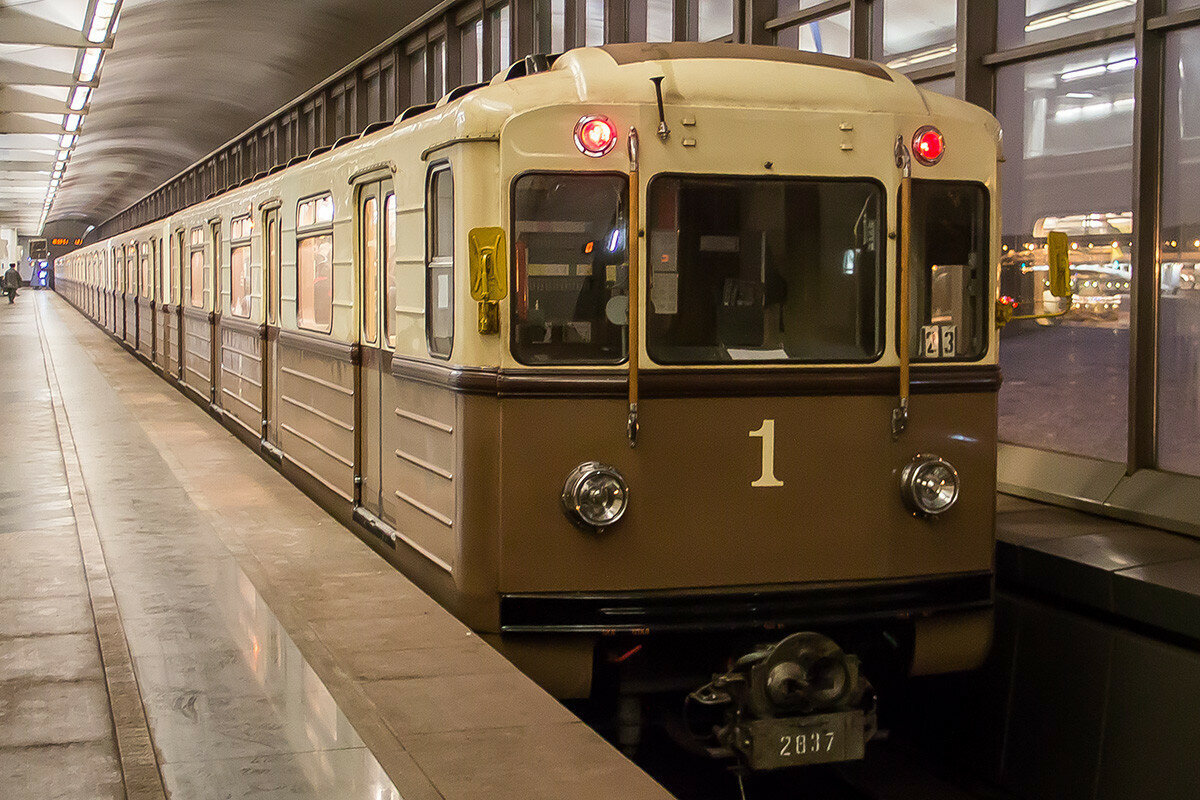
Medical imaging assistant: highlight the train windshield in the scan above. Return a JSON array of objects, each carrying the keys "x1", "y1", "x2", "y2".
[
  {"x1": 512, "y1": 173, "x2": 629, "y2": 364},
  {"x1": 646, "y1": 176, "x2": 884, "y2": 364}
]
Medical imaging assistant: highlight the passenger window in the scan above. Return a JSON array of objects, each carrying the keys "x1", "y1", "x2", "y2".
[
  {"x1": 230, "y1": 215, "x2": 253, "y2": 318},
  {"x1": 426, "y1": 166, "x2": 454, "y2": 358},
  {"x1": 297, "y1": 194, "x2": 334, "y2": 332},
  {"x1": 904, "y1": 181, "x2": 989, "y2": 361},
  {"x1": 189, "y1": 227, "x2": 205, "y2": 308},
  {"x1": 511, "y1": 173, "x2": 628, "y2": 365}
]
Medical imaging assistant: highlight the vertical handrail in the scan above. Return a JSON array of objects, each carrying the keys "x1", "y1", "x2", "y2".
[
  {"x1": 627, "y1": 127, "x2": 641, "y2": 448},
  {"x1": 893, "y1": 136, "x2": 912, "y2": 439}
]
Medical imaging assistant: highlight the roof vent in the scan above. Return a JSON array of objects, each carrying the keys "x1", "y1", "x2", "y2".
[
  {"x1": 399, "y1": 102, "x2": 436, "y2": 121},
  {"x1": 361, "y1": 120, "x2": 392, "y2": 137},
  {"x1": 505, "y1": 53, "x2": 561, "y2": 81},
  {"x1": 446, "y1": 82, "x2": 487, "y2": 102}
]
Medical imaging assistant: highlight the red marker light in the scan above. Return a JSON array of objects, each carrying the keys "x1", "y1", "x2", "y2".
[
  {"x1": 912, "y1": 125, "x2": 945, "y2": 166},
  {"x1": 575, "y1": 115, "x2": 617, "y2": 157}
]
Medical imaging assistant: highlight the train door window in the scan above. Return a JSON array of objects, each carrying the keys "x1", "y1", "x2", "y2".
[
  {"x1": 385, "y1": 192, "x2": 396, "y2": 345},
  {"x1": 511, "y1": 173, "x2": 628, "y2": 365},
  {"x1": 211, "y1": 221, "x2": 222, "y2": 312},
  {"x1": 362, "y1": 194, "x2": 380, "y2": 343},
  {"x1": 189, "y1": 227, "x2": 205, "y2": 308},
  {"x1": 646, "y1": 176, "x2": 883, "y2": 364},
  {"x1": 127, "y1": 245, "x2": 137, "y2": 294},
  {"x1": 265, "y1": 209, "x2": 281, "y2": 325},
  {"x1": 426, "y1": 165, "x2": 454, "y2": 358},
  {"x1": 140, "y1": 242, "x2": 151, "y2": 298},
  {"x1": 230, "y1": 215, "x2": 253, "y2": 318},
  {"x1": 296, "y1": 194, "x2": 334, "y2": 332},
  {"x1": 902, "y1": 181, "x2": 988, "y2": 361}
]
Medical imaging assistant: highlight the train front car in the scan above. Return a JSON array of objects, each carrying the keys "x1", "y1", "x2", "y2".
[{"x1": 475, "y1": 44, "x2": 1000, "y2": 769}]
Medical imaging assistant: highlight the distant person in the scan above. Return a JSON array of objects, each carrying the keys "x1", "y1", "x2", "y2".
[{"x1": 2, "y1": 264, "x2": 19, "y2": 304}]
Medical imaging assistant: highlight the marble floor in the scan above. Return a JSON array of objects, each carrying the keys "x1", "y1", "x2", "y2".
[{"x1": 0, "y1": 291, "x2": 670, "y2": 800}]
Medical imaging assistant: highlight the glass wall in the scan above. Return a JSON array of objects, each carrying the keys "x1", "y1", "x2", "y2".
[
  {"x1": 1158, "y1": 26, "x2": 1200, "y2": 475},
  {"x1": 879, "y1": 0, "x2": 956, "y2": 70},
  {"x1": 629, "y1": 0, "x2": 674, "y2": 41},
  {"x1": 996, "y1": 44, "x2": 1135, "y2": 461},
  {"x1": 997, "y1": 0, "x2": 1137, "y2": 49},
  {"x1": 775, "y1": 3, "x2": 851, "y2": 56}
]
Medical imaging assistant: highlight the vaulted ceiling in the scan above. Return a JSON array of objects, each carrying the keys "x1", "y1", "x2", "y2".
[{"x1": 1, "y1": 0, "x2": 424, "y2": 235}]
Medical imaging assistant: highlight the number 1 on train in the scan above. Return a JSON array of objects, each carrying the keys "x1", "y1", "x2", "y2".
[{"x1": 750, "y1": 419, "x2": 784, "y2": 487}]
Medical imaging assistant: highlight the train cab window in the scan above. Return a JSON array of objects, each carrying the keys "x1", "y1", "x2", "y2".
[
  {"x1": 296, "y1": 194, "x2": 334, "y2": 332},
  {"x1": 189, "y1": 227, "x2": 205, "y2": 308},
  {"x1": 511, "y1": 173, "x2": 629, "y2": 364},
  {"x1": 230, "y1": 215, "x2": 253, "y2": 318},
  {"x1": 903, "y1": 181, "x2": 988, "y2": 361},
  {"x1": 426, "y1": 166, "x2": 454, "y2": 358},
  {"x1": 646, "y1": 176, "x2": 883, "y2": 364}
]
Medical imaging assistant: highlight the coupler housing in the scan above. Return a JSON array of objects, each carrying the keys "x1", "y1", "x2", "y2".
[{"x1": 687, "y1": 631, "x2": 877, "y2": 770}]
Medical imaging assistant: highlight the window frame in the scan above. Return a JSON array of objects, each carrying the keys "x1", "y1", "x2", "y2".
[
  {"x1": 295, "y1": 192, "x2": 336, "y2": 334},
  {"x1": 189, "y1": 227, "x2": 206, "y2": 309},
  {"x1": 425, "y1": 162, "x2": 455, "y2": 359}
]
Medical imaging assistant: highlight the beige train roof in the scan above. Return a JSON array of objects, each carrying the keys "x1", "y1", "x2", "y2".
[{"x1": 433, "y1": 43, "x2": 995, "y2": 141}]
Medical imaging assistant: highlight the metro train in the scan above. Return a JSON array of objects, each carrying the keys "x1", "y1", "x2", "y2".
[{"x1": 56, "y1": 42, "x2": 1001, "y2": 770}]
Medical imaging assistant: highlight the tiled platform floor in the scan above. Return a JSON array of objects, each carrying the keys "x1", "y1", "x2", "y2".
[{"x1": 1, "y1": 291, "x2": 671, "y2": 800}]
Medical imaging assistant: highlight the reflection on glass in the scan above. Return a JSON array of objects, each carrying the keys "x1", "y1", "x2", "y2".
[
  {"x1": 880, "y1": 0, "x2": 956, "y2": 68},
  {"x1": 629, "y1": 0, "x2": 674, "y2": 42},
  {"x1": 584, "y1": 0, "x2": 605, "y2": 45},
  {"x1": 998, "y1": 0, "x2": 1136, "y2": 50},
  {"x1": 916, "y1": 76, "x2": 955, "y2": 97},
  {"x1": 491, "y1": 4, "x2": 512, "y2": 73},
  {"x1": 777, "y1": 11, "x2": 851, "y2": 56},
  {"x1": 996, "y1": 45, "x2": 1134, "y2": 461},
  {"x1": 298, "y1": 235, "x2": 333, "y2": 332},
  {"x1": 696, "y1": 0, "x2": 733, "y2": 41},
  {"x1": 1158, "y1": 28, "x2": 1200, "y2": 476},
  {"x1": 410, "y1": 48, "x2": 426, "y2": 104},
  {"x1": 230, "y1": 245, "x2": 251, "y2": 318}
]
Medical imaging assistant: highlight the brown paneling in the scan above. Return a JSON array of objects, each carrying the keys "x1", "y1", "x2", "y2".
[{"x1": 277, "y1": 338, "x2": 356, "y2": 502}]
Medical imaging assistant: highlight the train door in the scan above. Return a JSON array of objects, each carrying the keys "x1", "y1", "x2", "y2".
[
  {"x1": 354, "y1": 179, "x2": 394, "y2": 520},
  {"x1": 209, "y1": 220, "x2": 222, "y2": 405},
  {"x1": 261, "y1": 206, "x2": 282, "y2": 455},
  {"x1": 149, "y1": 237, "x2": 158, "y2": 361},
  {"x1": 176, "y1": 230, "x2": 186, "y2": 380}
]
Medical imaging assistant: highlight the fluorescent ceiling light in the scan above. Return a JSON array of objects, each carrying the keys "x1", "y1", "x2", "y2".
[
  {"x1": 69, "y1": 86, "x2": 91, "y2": 111},
  {"x1": 60, "y1": 134, "x2": 76, "y2": 148},
  {"x1": 57, "y1": 150, "x2": 70, "y2": 162},
  {"x1": 87, "y1": 1, "x2": 119, "y2": 43},
  {"x1": 1026, "y1": 0, "x2": 1135, "y2": 33},
  {"x1": 1060, "y1": 57, "x2": 1135, "y2": 82},
  {"x1": 78, "y1": 48, "x2": 103, "y2": 82},
  {"x1": 64, "y1": 114, "x2": 82, "y2": 132},
  {"x1": 886, "y1": 44, "x2": 957, "y2": 71}
]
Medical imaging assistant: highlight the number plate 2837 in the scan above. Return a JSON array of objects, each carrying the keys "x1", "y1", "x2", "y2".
[{"x1": 735, "y1": 710, "x2": 865, "y2": 770}]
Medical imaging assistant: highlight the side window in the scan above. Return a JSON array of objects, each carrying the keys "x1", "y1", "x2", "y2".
[
  {"x1": 426, "y1": 165, "x2": 454, "y2": 358},
  {"x1": 296, "y1": 194, "x2": 334, "y2": 332},
  {"x1": 230, "y1": 215, "x2": 253, "y2": 318},
  {"x1": 190, "y1": 227, "x2": 205, "y2": 308}
]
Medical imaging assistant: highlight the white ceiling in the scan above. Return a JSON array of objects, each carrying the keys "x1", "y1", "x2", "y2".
[{"x1": 0, "y1": 0, "x2": 424, "y2": 235}]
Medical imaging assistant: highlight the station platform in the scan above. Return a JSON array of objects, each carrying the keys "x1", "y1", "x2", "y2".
[{"x1": 1, "y1": 292, "x2": 671, "y2": 800}]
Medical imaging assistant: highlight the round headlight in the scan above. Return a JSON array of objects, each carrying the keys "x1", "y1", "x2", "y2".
[
  {"x1": 562, "y1": 462, "x2": 628, "y2": 530},
  {"x1": 900, "y1": 454, "x2": 959, "y2": 516}
]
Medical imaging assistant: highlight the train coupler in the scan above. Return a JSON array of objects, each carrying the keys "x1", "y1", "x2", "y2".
[{"x1": 687, "y1": 631, "x2": 877, "y2": 770}]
